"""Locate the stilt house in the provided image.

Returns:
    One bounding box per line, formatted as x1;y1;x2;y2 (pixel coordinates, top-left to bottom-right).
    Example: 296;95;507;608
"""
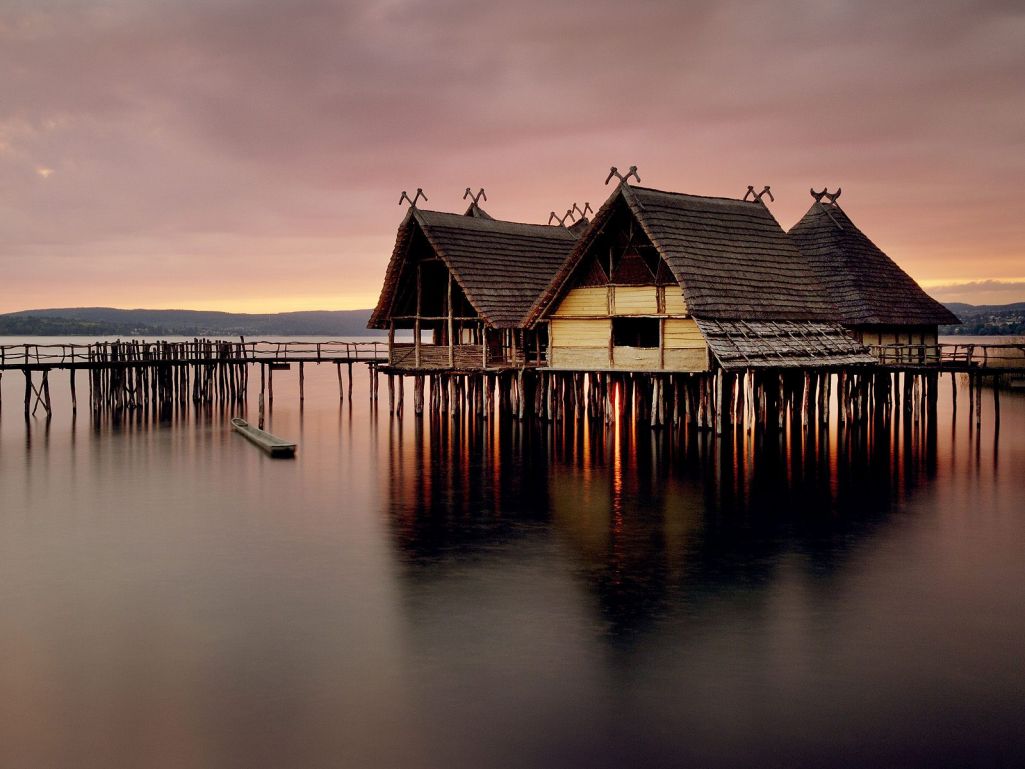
369;202;578;370
787;192;960;363
526;182;875;373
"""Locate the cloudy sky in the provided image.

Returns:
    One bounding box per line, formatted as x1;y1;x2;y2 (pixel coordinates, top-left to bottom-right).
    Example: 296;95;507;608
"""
2;0;1023;312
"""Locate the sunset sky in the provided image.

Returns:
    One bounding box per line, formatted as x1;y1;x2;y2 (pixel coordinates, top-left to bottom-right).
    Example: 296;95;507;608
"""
2;0;1024;313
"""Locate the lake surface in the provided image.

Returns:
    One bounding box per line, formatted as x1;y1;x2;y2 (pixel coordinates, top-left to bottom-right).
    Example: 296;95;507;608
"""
2;338;1024;768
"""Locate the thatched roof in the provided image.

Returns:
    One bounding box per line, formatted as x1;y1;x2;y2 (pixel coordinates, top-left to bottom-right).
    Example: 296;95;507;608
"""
787;202;959;326
369;207;578;329
528;185;837;325
697;319;876;370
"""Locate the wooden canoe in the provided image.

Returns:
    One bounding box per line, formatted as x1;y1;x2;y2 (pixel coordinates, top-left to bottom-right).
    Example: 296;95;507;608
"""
231;417;296;458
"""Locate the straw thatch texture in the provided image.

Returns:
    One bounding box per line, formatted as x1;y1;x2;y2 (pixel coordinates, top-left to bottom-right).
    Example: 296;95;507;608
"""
787;203;960;326
369;208;578;329
527;185;838;325
696;319;876;370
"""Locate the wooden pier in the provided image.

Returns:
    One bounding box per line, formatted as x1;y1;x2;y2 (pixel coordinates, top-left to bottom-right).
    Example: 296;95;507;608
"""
1;339;1020;434
372;341;1022;433
0;339;387;417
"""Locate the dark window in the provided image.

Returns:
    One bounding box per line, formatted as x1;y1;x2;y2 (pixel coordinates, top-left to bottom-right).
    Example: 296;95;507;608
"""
612;317;659;348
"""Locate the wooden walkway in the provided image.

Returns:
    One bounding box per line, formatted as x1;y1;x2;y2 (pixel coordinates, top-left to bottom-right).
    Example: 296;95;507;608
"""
868;342;1025;373
0;339;387;370
0;339;1020;424
0;339;387;417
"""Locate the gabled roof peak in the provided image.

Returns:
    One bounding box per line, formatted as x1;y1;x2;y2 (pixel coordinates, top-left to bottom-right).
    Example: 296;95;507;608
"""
788;198;959;326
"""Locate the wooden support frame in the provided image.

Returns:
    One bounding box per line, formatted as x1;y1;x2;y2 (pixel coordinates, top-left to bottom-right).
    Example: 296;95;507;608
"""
414;264;423;368
448;271;455;368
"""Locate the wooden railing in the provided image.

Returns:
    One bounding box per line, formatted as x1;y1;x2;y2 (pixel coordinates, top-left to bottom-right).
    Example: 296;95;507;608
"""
0;339;388;369
869;343;1025;370
390;343;484;369
941;343;1025;369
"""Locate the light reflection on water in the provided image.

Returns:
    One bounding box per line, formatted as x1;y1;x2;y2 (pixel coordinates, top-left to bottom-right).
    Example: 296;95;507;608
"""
1;358;1024;768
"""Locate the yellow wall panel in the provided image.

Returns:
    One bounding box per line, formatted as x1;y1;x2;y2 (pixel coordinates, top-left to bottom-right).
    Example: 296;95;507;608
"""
663;319;705;348
611;347;661;370
612;286;658;315
664;290;688;316
550;347;612;370
553;287;609;317
551;319;610;348
663;348;710;372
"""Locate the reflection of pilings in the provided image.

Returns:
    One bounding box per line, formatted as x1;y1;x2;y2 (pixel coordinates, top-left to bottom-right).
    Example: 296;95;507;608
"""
384;381;941;642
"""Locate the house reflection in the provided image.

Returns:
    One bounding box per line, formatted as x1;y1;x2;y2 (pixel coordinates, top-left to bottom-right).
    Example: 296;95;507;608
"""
383;412;938;644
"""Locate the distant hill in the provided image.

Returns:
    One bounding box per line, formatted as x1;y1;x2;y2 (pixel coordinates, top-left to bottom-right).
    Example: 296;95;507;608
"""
3;302;1022;337
0;307;382;337
942;302;1025;335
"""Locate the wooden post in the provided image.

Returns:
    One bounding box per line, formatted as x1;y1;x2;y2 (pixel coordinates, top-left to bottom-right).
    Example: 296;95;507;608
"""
336;363;344;402
41;371;51;416
993;376;1000;429
659;318;665;370
70;369;77;412
299;362;305;403
976;372;982;430
448;272;454;368
415;263;422;368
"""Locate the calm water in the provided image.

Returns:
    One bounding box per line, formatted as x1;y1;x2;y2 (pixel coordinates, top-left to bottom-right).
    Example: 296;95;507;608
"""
2;339;1024;768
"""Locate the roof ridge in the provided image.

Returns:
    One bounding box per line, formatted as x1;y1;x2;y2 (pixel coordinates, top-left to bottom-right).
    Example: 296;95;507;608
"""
416;208;575;234
629;185;761;206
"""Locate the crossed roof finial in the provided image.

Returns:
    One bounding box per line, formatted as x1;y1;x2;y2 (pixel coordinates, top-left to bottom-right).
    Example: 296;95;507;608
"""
810;187;842;205
572;202;593;219
744;185;774;204
463;187;487;206
605;165;641;186
399;188;428;208
548;209;574;227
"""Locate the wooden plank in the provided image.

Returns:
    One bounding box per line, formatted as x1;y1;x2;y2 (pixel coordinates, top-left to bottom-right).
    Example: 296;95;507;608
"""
551;287;609;317
663;319;706;348
664;290;688;315
551;319;610;348
549;347;614;370
611;347;660;370
612;286;658;315
663;348;711;372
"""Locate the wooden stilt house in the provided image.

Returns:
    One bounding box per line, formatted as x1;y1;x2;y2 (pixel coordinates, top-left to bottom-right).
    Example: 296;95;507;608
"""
787;191;960;364
527;181;875;373
368;202;579;371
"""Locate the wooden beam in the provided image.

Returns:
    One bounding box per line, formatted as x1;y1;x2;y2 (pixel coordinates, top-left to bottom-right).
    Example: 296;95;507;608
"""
448;271;454;368
659;317;665;370
415;263;422;368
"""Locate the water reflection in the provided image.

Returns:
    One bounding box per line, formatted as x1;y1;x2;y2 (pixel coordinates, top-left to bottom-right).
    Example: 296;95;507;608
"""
384;411;939;644
2;358;1024;767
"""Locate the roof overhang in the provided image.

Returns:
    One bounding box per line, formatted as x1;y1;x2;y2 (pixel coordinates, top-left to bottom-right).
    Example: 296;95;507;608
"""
696;319;876;370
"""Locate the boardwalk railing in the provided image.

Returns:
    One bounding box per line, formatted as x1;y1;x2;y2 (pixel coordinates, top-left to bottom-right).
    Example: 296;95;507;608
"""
0;339;388;369
868;343;1025;371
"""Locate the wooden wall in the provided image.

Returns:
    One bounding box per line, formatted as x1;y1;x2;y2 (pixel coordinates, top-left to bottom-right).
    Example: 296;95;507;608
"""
548;286;709;372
